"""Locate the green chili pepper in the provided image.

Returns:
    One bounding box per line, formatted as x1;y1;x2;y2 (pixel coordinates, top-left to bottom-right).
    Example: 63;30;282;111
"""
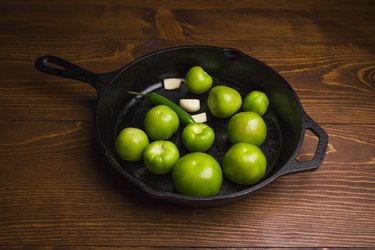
128;91;195;125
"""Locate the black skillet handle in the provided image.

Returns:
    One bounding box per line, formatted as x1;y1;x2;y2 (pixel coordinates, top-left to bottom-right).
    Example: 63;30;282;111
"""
280;112;329;175
35;55;113;94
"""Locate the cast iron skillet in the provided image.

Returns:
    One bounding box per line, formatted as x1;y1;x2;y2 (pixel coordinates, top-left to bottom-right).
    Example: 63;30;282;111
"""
35;45;328;208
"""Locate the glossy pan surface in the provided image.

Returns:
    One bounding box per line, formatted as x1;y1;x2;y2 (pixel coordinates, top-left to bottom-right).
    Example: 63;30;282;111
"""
35;46;328;207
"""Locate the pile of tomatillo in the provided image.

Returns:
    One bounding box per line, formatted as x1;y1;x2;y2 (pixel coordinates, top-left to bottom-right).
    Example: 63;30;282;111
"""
115;66;270;197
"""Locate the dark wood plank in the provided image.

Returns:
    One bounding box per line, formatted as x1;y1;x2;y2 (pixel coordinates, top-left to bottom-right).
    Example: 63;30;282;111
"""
2;0;374;10
0;40;374;123
0;121;374;247
0;1;374;43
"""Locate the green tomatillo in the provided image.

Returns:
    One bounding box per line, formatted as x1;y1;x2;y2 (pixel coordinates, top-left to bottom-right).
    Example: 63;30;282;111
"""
223;143;267;185
182;123;215;152
243;90;269;116
172;152;222;197
115;127;149;161
207;85;242;118
143;140;180;175
227;111;267;146
144;105;179;140
185;66;213;94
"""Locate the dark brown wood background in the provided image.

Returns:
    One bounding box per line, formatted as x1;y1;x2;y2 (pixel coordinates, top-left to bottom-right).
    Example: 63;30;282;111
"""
0;0;374;248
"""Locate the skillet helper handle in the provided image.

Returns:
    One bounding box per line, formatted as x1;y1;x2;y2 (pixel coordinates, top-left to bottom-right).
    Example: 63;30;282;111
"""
35;55;103;92
282;112;329;175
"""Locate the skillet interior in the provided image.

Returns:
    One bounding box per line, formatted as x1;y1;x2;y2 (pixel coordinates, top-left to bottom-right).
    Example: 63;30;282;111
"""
96;46;302;204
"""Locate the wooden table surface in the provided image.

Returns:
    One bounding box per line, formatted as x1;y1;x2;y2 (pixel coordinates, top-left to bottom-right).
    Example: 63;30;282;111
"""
1;0;374;248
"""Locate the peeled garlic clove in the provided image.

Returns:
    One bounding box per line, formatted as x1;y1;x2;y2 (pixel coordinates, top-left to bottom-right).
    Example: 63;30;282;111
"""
163;78;183;90
191;112;207;123
179;99;200;113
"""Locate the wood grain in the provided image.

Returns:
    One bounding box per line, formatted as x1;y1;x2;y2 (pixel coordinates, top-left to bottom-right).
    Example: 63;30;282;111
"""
0;1;374;43
0;122;374;247
0;0;374;248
